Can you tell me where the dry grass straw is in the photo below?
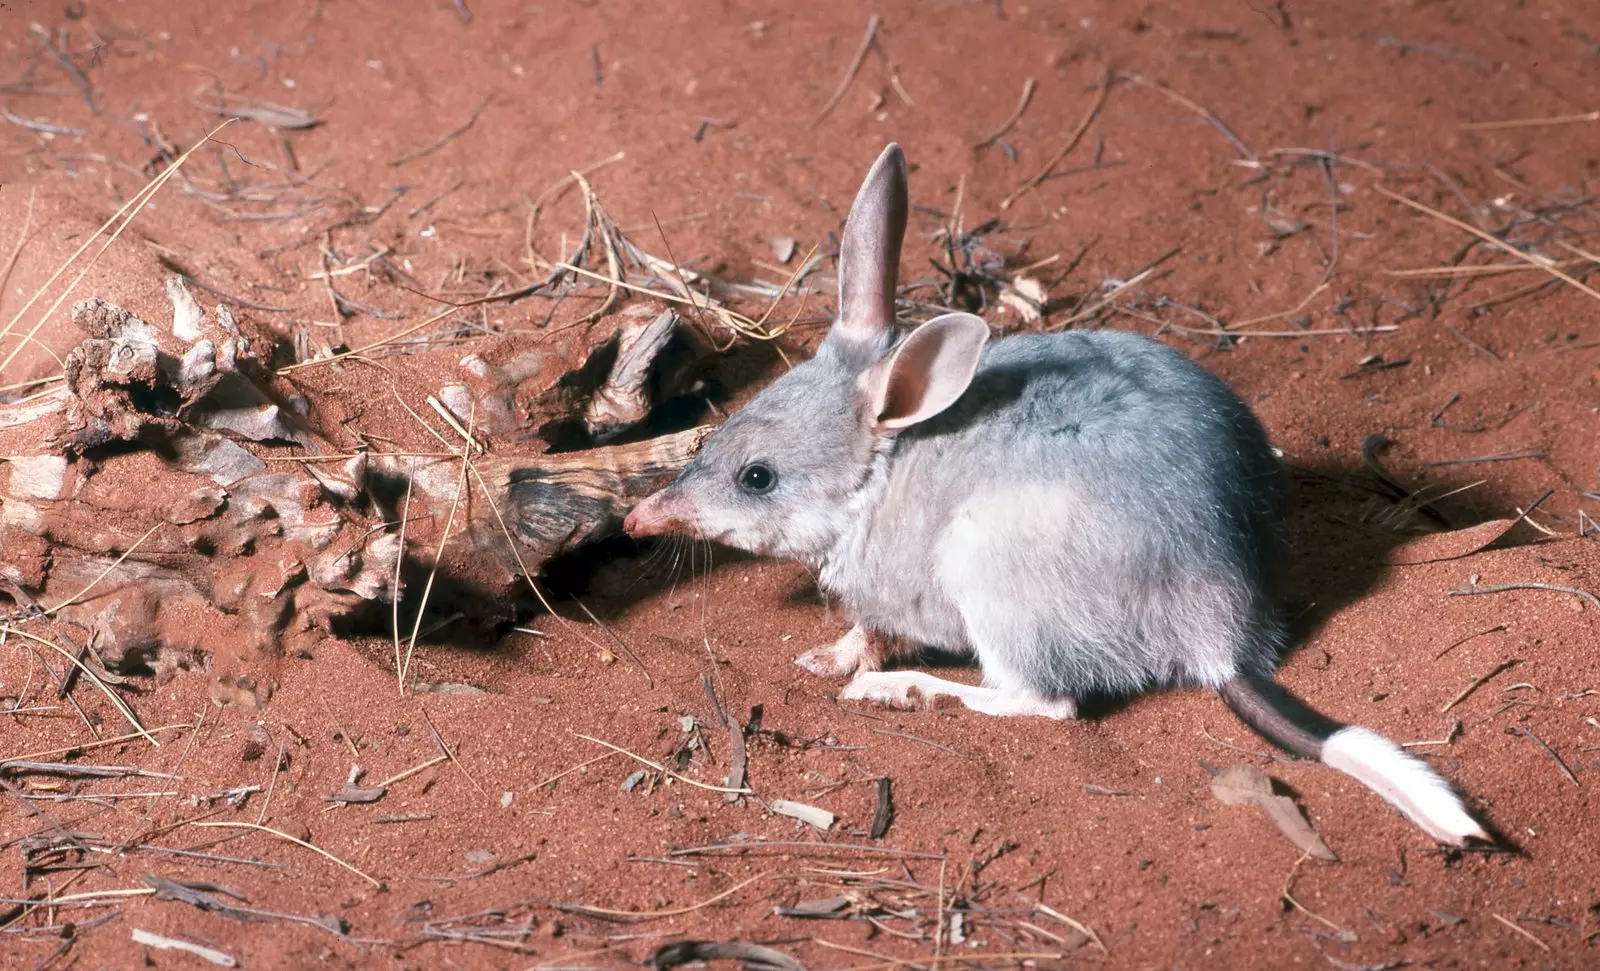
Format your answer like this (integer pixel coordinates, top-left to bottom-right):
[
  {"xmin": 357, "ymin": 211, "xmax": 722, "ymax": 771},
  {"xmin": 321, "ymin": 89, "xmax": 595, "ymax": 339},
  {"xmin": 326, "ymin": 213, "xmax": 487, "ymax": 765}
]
[
  {"xmin": 1460, "ymin": 110, "xmax": 1599, "ymax": 131},
  {"xmin": 0, "ymin": 187, "xmax": 38, "ymax": 305},
  {"xmin": 834, "ymin": 952, "xmax": 1071, "ymax": 971},
  {"xmin": 462, "ymin": 460, "xmax": 635, "ymax": 668},
  {"xmin": 41, "ymin": 522, "xmax": 164, "ymax": 616},
  {"xmin": 973, "ymin": 78, "xmax": 1037, "ymax": 151},
  {"xmin": 570, "ymin": 731, "xmax": 753, "ymax": 794},
  {"xmin": 1130, "ymin": 73, "xmax": 1258, "ymax": 164},
  {"xmin": 397, "ymin": 404, "xmax": 475, "ymax": 693},
  {"xmin": 1001, "ymin": 67, "xmax": 1111, "ymax": 210},
  {"xmin": 536, "ymin": 180, "xmax": 813, "ymax": 348},
  {"xmin": 558, "ymin": 871, "xmax": 768, "ymax": 919},
  {"xmin": 0, "ymin": 723, "xmax": 190, "ymax": 763},
  {"xmin": 192, "ymin": 821, "xmax": 383, "ymax": 888},
  {"xmin": 1, "ymin": 623, "xmax": 157, "ymax": 745},
  {"xmin": 1375, "ymin": 185, "xmax": 1600, "ymax": 304},
  {"xmin": 1385, "ymin": 258, "xmax": 1593, "ymax": 280},
  {"xmin": 812, "ymin": 15, "xmax": 880, "ymax": 126},
  {"xmin": 0, "ymin": 120, "xmax": 236, "ymax": 376},
  {"xmin": 1491, "ymin": 912, "xmax": 1553, "ymax": 952}
]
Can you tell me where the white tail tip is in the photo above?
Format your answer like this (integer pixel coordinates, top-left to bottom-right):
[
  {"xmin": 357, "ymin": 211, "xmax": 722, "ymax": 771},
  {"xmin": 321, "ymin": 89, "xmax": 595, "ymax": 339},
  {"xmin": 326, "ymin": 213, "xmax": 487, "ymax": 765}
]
[{"xmin": 1321, "ymin": 726, "xmax": 1488, "ymax": 846}]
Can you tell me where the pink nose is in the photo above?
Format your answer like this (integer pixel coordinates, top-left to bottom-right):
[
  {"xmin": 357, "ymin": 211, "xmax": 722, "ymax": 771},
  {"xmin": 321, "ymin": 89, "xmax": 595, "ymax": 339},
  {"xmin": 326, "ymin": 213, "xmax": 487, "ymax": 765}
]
[{"xmin": 623, "ymin": 492, "xmax": 682, "ymax": 538}]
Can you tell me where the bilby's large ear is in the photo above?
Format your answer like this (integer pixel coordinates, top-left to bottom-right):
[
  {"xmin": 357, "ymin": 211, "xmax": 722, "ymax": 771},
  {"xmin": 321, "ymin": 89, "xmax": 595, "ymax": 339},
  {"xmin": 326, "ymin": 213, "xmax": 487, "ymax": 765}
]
[
  {"xmin": 860, "ymin": 313, "xmax": 989, "ymax": 430},
  {"xmin": 831, "ymin": 143, "xmax": 909, "ymax": 347}
]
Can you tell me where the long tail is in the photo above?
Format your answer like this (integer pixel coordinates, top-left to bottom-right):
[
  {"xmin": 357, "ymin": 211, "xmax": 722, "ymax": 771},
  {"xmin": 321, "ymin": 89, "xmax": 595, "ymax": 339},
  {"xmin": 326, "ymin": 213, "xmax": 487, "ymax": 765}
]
[{"xmin": 1219, "ymin": 675, "xmax": 1488, "ymax": 846}]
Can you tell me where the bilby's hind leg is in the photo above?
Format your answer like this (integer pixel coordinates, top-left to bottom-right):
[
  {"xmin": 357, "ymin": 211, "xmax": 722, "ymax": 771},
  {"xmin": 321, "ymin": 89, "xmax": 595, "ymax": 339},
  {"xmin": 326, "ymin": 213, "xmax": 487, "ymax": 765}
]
[
  {"xmin": 840, "ymin": 670, "xmax": 1076, "ymax": 720},
  {"xmin": 796, "ymin": 624, "xmax": 899, "ymax": 678}
]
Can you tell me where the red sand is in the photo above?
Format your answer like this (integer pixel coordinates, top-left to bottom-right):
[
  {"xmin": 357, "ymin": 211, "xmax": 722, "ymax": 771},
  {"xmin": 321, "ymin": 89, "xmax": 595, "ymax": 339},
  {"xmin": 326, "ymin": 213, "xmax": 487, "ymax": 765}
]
[{"xmin": 1, "ymin": 0, "xmax": 1598, "ymax": 968}]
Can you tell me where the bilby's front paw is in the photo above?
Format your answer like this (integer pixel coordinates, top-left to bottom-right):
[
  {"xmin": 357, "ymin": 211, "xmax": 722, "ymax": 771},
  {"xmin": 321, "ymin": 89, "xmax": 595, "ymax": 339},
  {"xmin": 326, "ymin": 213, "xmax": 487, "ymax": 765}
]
[
  {"xmin": 839, "ymin": 671, "xmax": 941, "ymax": 710},
  {"xmin": 795, "ymin": 625, "xmax": 878, "ymax": 678}
]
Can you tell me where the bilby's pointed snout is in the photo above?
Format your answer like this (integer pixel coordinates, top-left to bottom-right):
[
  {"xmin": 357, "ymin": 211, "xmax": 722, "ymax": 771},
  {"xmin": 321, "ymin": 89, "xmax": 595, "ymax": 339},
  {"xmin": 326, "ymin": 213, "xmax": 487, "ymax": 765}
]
[{"xmin": 623, "ymin": 489, "xmax": 690, "ymax": 538}]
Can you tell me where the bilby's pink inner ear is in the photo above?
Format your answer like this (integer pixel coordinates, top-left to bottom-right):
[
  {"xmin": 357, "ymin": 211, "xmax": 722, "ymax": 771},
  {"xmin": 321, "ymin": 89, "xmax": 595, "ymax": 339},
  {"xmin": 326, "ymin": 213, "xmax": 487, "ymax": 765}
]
[
  {"xmin": 830, "ymin": 143, "xmax": 909, "ymax": 348},
  {"xmin": 862, "ymin": 313, "xmax": 990, "ymax": 430}
]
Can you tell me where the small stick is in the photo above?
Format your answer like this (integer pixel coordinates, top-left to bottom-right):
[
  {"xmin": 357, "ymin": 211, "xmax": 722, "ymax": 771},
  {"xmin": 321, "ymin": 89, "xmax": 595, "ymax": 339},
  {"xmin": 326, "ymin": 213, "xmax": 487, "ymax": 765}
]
[
  {"xmin": 812, "ymin": 15, "xmax": 880, "ymax": 127},
  {"xmin": 1279, "ymin": 850, "xmax": 1350, "ymax": 940},
  {"xmin": 574, "ymin": 598, "xmax": 654, "ymax": 687},
  {"xmin": 1384, "ymin": 258, "xmax": 1591, "ymax": 279},
  {"xmin": 0, "ymin": 186, "xmax": 36, "ymax": 297},
  {"xmin": 391, "ymin": 464, "xmax": 414, "ymax": 684},
  {"xmin": 1034, "ymin": 902, "xmax": 1107, "ymax": 954},
  {"xmin": 1228, "ymin": 281, "xmax": 1330, "ymax": 330},
  {"xmin": 570, "ymin": 733, "xmax": 751, "ymax": 794},
  {"xmin": 0, "ymin": 761, "xmax": 179, "ymax": 778},
  {"xmin": 1507, "ymin": 727, "xmax": 1579, "ymax": 786},
  {"xmin": 553, "ymin": 872, "xmax": 767, "ymax": 920},
  {"xmin": 972, "ymin": 77, "xmax": 1037, "ymax": 150},
  {"xmin": 1492, "ymin": 912, "xmax": 1552, "ymax": 951},
  {"xmin": 408, "ymin": 177, "xmax": 466, "ymax": 219},
  {"xmin": 1375, "ymin": 186, "xmax": 1600, "ymax": 305},
  {"xmin": 828, "ymin": 952, "xmax": 1067, "ymax": 971},
  {"xmin": 669, "ymin": 840, "xmax": 945, "ymax": 860},
  {"xmin": 1401, "ymin": 718, "xmax": 1462, "ymax": 748},
  {"xmin": 724, "ymin": 716, "xmax": 748, "ymax": 804},
  {"xmin": 1128, "ymin": 73, "xmax": 1257, "ymax": 162},
  {"xmin": 129, "ymin": 928, "xmax": 236, "ymax": 967},
  {"xmin": 889, "ymin": 72, "xmax": 915, "ymax": 106},
  {"xmin": 870, "ymin": 778, "xmax": 893, "ymax": 839},
  {"xmin": 192, "ymin": 821, "xmax": 383, "ymax": 888},
  {"xmin": 1440, "ymin": 658, "xmax": 1519, "ymax": 713},
  {"xmin": 427, "ymin": 394, "xmax": 483, "ymax": 452},
  {"xmin": 810, "ymin": 937, "xmax": 906, "ymax": 964},
  {"xmin": 701, "ymin": 674, "xmax": 729, "ymax": 727},
  {"xmin": 1440, "ymin": 322, "xmax": 1502, "ymax": 363},
  {"xmin": 320, "ymin": 695, "xmax": 361, "ymax": 758},
  {"xmin": 257, "ymin": 740, "xmax": 283, "ymax": 824},
  {"xmin": 374, "ymin": 753, "xmax": 449, "ymax": 789},
  {"xmin": 1061, "ymin": 263, "xmax": 1162, "ymax": 326},
  {"xmin": 420, "ymin": 706, "xmax": 491, "ymax": 799},
  {"xmin": 1201, "ymin": 725, "xmax": 1290, "ymax": 761},
  {"xmin": 1423, "ymin": 449, "xmax": 1545, "ymax": 467},
  {"xmin": 1449, "ymin": 581, "xmax": 1600, "ymax": 612},
  {"xmin": 45, "ymin": 887, "xmax": 157, "ymax": 905},
  {"xmin": 1434, "ymin": 624, "xmax": 1507, "ymax": 661},
  {"xmin": 535, "ymin": 752, "xmax": 617, "ymax": 789},
  {"xmin": 1460, "ymin": 111, "xmax": 1599, "ymax": 131},
  {"xmin": 1509, "ymin": 489, "xmax": 1556, "ymax": 536},
  {"xmin": 390, "ymin": 95, "xmax": 492, "ymax": 166},
  {"xmin": 871, "ymin": 728, "xmax": 958, "ymax": 755},
  {"xmin": 1001, "ymin": 67, "xmax": 1112, "ymax": 210}
]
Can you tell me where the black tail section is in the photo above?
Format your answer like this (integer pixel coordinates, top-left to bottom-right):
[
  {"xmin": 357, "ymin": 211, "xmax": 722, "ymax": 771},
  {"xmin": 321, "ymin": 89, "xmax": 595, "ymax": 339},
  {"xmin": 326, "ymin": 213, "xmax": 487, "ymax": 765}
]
[{"xmin": 1218, "ymin": 675, "xmax": 1345, "ymax": 759}]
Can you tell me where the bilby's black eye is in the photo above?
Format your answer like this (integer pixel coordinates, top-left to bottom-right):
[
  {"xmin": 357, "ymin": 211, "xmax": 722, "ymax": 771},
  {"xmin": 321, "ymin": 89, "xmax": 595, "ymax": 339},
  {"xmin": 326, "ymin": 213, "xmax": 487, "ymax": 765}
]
[{"xmin": 738, "ymin": 463, "xmax": 777, "ymax": 495}]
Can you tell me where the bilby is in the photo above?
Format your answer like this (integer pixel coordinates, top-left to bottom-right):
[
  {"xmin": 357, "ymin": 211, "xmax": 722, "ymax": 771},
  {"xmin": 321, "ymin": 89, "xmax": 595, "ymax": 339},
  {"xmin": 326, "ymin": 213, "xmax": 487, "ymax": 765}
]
[{"xmin": 625, "ymin": 143, "xmax": 1488, "ymax": 846}]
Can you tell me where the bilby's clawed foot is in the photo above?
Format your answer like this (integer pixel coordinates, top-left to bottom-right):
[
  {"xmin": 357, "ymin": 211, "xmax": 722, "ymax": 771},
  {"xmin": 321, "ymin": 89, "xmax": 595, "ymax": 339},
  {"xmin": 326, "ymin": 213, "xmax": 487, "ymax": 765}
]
[
  {"xmin": 840, "ymin": 670, "xmax": 933, "ymax": 709},
  {"xmin": 795, "ymin": 624, "xmax": 884, "ymax": 678},
  {"xmin": 840, "ymin": 671, "xmax": 1076, "ymax": 720}
]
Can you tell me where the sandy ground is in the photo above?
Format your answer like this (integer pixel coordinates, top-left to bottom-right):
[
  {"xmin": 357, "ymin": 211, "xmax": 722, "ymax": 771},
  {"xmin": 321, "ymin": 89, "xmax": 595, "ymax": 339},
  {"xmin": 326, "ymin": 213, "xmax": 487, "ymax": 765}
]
[{"xmin": 2, "ymin": 0, "xmax": 1599, "ymax": 968}]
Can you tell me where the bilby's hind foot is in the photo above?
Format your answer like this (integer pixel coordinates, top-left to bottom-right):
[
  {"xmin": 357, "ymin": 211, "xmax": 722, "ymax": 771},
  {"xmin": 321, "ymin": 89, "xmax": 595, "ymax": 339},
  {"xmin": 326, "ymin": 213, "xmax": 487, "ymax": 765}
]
[
  {"xmin": 796, "ymin": 624, "xmax": 889, "ymax": 678},
  {"xmin": 840, "ymin": 670, "xmax": 1076, "ymax": 720}
]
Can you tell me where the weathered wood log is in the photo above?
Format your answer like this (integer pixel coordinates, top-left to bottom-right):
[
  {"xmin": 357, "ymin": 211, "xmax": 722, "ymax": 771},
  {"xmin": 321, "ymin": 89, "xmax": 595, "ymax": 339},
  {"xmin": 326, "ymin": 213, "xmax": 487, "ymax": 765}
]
[{"xmin": 0, "ymin": 282, "xmax": 711, "ymax": 699}]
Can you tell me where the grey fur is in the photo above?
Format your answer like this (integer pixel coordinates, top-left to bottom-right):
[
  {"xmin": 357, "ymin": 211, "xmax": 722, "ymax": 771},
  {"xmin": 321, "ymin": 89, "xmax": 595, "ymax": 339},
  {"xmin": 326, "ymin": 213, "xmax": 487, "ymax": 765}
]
[
  {"xmin": 622, "ymin": 142, "xmax": 1488, "ymax": 845},
  {"xmin": 661, "ymin": 326, "xmax": 1288, "ymax": 698},
  {"xmin": 642, "ymin": 141, "xmax": 1289, "ymax": 699}
]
